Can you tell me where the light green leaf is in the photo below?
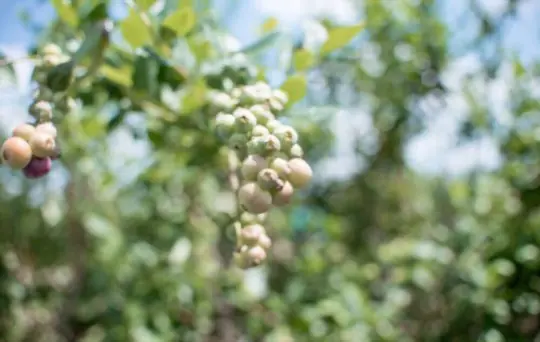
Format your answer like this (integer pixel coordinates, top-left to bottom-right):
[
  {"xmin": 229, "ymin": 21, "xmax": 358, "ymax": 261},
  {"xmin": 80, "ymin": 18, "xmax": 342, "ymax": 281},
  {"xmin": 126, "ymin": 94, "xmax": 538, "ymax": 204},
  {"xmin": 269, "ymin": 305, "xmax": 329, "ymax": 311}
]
[
  {"xmin": 136, "ymin": 0, "xmax": 156, "ymax": 11},
  {"xmin": 320, "ymin": 23, "xmax": 365, "ymax": 56},
  {"xmin": 280, "ymin": 74, "xmax": 307, "ymax": 105},
  {"xmin": 181, "ymin": 79, "xmax": 208, "ymax": 113},
  {"xmin": 162, "ymin": 7, "xmax": 196, "ymax": 37},
  {"xmin": 120, "ymin": 9, "xmax": 153, "ymax": 49},
  {"xmin": 261, "ymin": 17, "xmax": 279, "ymax": 34},
  {"xmin": 51, "ymin": 0, "xmax": 79, "ymax": 28},
  {"xmin": 100, "ymin": 64, "xmax": 133, "ymax": 87},
  {"xmin": 293, "ymin": 49, "xmax": 315, "ymax": 71}
]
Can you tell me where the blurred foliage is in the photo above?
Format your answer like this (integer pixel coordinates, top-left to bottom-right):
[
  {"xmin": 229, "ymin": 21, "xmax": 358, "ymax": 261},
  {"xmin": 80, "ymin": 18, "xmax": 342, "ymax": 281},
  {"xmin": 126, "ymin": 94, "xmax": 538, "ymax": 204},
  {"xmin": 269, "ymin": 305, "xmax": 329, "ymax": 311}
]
[{"xmin": 1, "ymin": 0, "xmax": 540, "ymax": 341}]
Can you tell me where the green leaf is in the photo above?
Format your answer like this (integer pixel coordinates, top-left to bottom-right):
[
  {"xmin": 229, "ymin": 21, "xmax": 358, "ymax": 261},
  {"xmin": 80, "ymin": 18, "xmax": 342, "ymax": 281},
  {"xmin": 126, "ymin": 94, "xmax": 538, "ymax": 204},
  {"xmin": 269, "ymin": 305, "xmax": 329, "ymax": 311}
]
[
  {"xmin": 162, "ymin": 7, "xmax": 196, "ymax": 37},
  {"xmin": 238, "ymin": 32, "xmax": 281, "ymax": 55},
  {"xmin": 132, "ymin": 55, "xmax": 160, "ymax": 99},
  {"xmin": 280, "ymin": 74, "xmax": 307, "ymax": 105},
  {"xmin": 136, "ymin": 0, "xmax": 157, "ymax": 11},
  {"xmin": 100, "ymin": 64, "xmax": 133, "ymax": 87},
  {"xmin": 320, "ymin": 23, "xmax": 364, "ymax": 56},
  {"xmin": 261, "ymin": 17, "xmax": 279, "ymax": 34},
  {"xmin": 181, "ymin": 80, "xmax": 208, "ymax": 113},
  {"xmin": 293, "ymin": 49, "xmax": 315, "ymax": 71},
  {"xmin": 120, "ymin": 9, "xmax": 153, "ymax": 49},
  {"xmin": 51, "ymin": 0, "xmax": 79, "ymax": 28}
]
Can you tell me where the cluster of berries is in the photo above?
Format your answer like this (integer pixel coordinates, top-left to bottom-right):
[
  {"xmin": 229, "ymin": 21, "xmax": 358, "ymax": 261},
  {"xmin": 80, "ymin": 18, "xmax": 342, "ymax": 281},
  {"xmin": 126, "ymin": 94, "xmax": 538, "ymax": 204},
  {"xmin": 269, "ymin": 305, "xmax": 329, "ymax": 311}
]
[
  {"xmin": 0, "ymin": 44, "xmax": 71, "ymax": 178},
  {"xmin": 1, "ymin": 121, "xmax": 58, "ymax": 178},
  {"xmin": 210, "ymin": 81, "xmax": 313, "ymax": 269}
]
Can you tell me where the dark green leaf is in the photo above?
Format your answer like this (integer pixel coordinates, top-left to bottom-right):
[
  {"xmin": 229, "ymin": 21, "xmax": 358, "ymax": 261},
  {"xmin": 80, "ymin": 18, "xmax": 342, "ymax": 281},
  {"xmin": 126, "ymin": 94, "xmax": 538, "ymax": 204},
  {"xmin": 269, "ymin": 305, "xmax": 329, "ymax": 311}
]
[{"xmin": 132, "ymin": 54, "xmax": 160, "ymax": 99}]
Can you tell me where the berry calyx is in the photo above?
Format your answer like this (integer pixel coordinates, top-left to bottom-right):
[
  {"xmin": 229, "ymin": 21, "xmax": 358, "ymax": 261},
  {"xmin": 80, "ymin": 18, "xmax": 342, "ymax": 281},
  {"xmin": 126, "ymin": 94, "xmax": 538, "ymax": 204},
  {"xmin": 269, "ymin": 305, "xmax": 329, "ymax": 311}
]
[{"xmin": 257, "ymin": 168, "xmax": 284, "ymax": 191}]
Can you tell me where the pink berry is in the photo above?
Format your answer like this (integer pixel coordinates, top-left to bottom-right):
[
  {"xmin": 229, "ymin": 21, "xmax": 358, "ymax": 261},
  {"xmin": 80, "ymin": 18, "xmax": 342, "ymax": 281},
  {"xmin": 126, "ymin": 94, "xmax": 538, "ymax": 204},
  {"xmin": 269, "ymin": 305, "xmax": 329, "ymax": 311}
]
[{"xmin": 23, "ymin": 157, "xmax": 52, "ymax": 179}]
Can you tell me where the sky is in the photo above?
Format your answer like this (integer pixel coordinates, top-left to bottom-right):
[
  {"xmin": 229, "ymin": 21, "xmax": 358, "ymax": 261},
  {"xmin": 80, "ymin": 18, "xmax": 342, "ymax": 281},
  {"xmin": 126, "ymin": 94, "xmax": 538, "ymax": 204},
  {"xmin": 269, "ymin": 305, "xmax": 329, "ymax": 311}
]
[{"xmin": 0, "ymin": 0, "xmax": 540, "ymax": 182}]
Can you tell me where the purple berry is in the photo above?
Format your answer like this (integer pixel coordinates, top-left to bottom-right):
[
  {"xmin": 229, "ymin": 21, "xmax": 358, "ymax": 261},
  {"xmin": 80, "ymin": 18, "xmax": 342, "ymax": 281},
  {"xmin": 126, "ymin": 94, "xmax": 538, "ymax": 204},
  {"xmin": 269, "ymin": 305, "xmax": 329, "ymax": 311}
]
[{"xmin": 23, "ymin": 157, "xmax": 52, "ymax": 179}]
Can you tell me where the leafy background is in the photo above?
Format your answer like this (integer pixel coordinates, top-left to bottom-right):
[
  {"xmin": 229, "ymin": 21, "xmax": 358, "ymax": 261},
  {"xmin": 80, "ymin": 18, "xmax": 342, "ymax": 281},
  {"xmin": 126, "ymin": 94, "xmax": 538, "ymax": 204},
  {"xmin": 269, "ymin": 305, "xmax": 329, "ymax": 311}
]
[{"xmin": 1, "ymin": 0, "xmax": 540, "ymax": 341}]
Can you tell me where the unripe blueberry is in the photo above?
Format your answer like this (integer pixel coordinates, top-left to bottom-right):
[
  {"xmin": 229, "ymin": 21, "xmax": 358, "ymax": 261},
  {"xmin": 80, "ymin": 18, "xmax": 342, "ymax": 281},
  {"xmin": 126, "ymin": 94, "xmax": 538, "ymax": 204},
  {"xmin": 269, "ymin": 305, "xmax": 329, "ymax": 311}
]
[
  {"xmin": 289, "ymin": 144, "xmax": 304, "ymax": 158},
  {"xmin": 29, "ymin": 132, "xmax": 56, "ymax": 158},
  {"xmin": 287, "ymin": 158, "xmax": 313, "ymax": 188},
  {"xmin": 238, "ymin": 182, "xmax": 272, "ymax": 214},
  {"xmin": 240, "ymin": 212, "xmax": 267, "ymax": 225},
  {"xmin": 273, "ymin": 125, "xmax": 299, "ymax": 149},
  {"xmin": 1, "ymin": 137, "xmax": 33, "ymax": 169},
  {"xmin": 12, "ymin": 124, "xmax": 36, "ymax": 141},
  {"xmin": 228, "ymin": 133, "xmax": 249, "ymax": 156},
  {"xmin": 233, "ymin": 108, "xmax": 257, "ymax": 132},
  {"xmin": 247, "ymin": 135, "xmax": 281, "ymax": 156},
  {"xmin": 257, "ymin": 168, "xmax": 284, "ymax": 191},
  {"xmin": 272, "ymin": 89, "xmax": 289, "ymax": 104},
  {"xmin": 215, "ymin": 113, "xmax": 236, "ymax": 138},
  {"xmin": 247, "ymin": 245, "xmax": 267, "ymax": 265},
  {"xmin": 29, "ymin": 100, "xmax": 53, "ymax": 121},
  {"xmin": 42, "ymin": 54, "xmax": 61, "ymax": 68},
  {"xmin": 270, "ymin": 157, "xmax": 291, "ymax": 178},
  {"xmin": 254, "ymin": 81, "xmax": 272, "ymax": 96},
  {"xmin": 230, "ymin": 87, "xmax": 242, "ymax": 99},
  {"xmin": 266, "ymin": 119, "xmax": 283, "ymax": 133},
  {"xmin": 241, "ymin": 155, "xmax": 268, "ymax": 181},
  {"xmin": 42, "ymin": 43, "xmax": 62, "ymax": 57},
  {"xmin": 268, "ymin": 98, "xmax": 285, "ymax": 113},
  {"xmin": 209, "ymin": 92, "xmax": 236, "ymax": 111},
  {"xmin": 250, "ymin": 105, "xmax": 274, "ymax": 125},
  {"xmin": 239, "ymin": 86, "xmax": 258, "ymax": 105},
  {"xmin": 272, "ymin": 181, "xmax": 294, "ymax": 206},
  {"xmin": 258, "ymin": 234, "xmax": 272, "ymax": 250},
  {"xmin": 251, "ymin": 125, "xmax": 270, "ymax": 138},
  {"xmin": 239, "ymin": 224, "xmax": 266, "ymax": 246},
  {"xmin": 35, "ymin": 122, "xmax": 57, "ymax": 138},
  {"xmin": 22, "ymin": 157, "xmax": 52, "ymax": 179}
]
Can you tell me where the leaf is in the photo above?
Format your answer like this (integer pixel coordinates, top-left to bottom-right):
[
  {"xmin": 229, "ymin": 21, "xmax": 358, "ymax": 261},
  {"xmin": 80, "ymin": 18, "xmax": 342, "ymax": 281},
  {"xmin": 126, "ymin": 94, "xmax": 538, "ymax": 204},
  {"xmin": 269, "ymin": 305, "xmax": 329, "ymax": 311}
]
[
  {"xmin": 100, "ymin": 64, "xmax": 133, "ymax": 87},
  {"xmin": 136, "ymin": 0, "xmax": 156, "ymax": 11},
  {"xmin": 320, "ymin": 23, "xmax": 364, "ymax": 56},
  {"xmin": 162, "ymin": 7, "xmax": 196, "ymax": 37},
  {"xmin": 120, "ymin": 9, "xmax": 153, "ymax": 49},
  {"xmin": 261, "ymin": 17, "xmax": 279, "ymax": 34},
  {"xmin": 132, "ymin": 54, "xmax": 160, "ymax": 99},
  {"xmin": 293, "ymin": 49, "xmax": 315, "ymax": 71},
  {"xmin": 51, "ymin": 0, "xmax": 79, "ymax": 28},
  {"xmin": 237, "ymin": 32, "xmax": 282, "ymax": 55},
  {"xmin": 280, "ymin": 74, "xmax": 307, "ymax": 105},
  {"xmin": 181, "ymin": 80, "xmax": 207, "ymax": 113}
]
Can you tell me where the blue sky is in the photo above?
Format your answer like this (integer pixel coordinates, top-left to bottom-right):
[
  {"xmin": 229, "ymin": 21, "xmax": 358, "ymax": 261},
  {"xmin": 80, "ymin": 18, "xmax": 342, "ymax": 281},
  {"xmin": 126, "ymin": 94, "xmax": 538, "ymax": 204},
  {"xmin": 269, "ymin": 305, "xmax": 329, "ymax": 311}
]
[{"xmin": 0, "ymin": 0, "xmax": 539, "ymax": 181}]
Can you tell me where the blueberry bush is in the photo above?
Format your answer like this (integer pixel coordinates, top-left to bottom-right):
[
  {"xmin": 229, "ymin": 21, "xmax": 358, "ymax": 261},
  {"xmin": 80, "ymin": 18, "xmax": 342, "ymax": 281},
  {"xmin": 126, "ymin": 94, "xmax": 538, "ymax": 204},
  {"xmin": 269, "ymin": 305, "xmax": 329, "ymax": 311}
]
[{"xmin": 1, "ymin": 0, "xmax": 540, "ymax": 341}]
